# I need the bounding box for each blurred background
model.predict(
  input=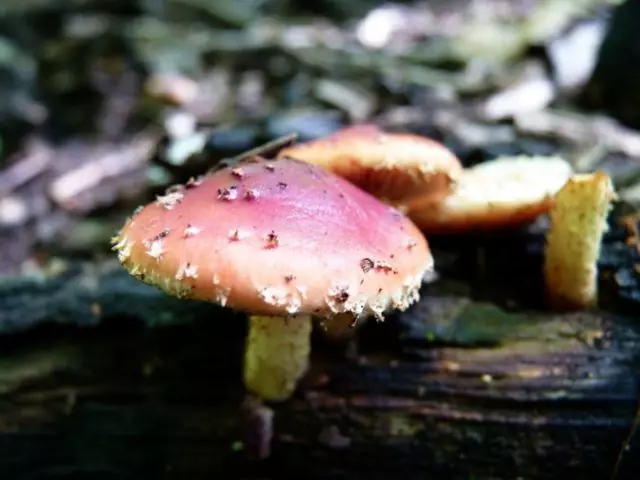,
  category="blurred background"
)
[1,1,640,479]
[2,0,640,274]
